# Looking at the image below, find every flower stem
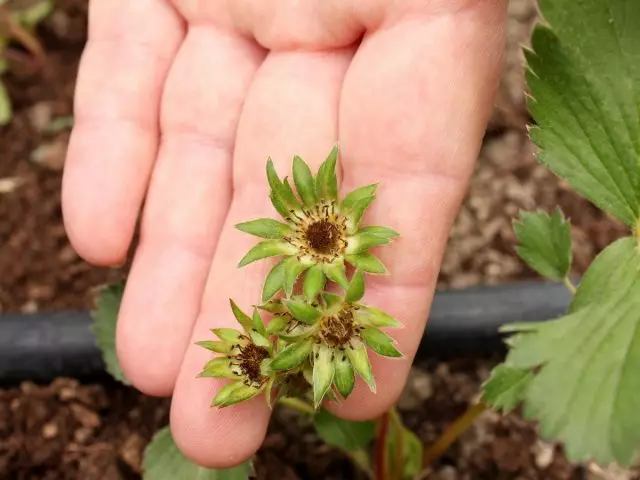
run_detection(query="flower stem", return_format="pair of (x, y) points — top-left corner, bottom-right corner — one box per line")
(278, 397), (316, 415)
(562, 276), (577, 295)
(421, 401), (487, 467)
(374, 410), (391, 480)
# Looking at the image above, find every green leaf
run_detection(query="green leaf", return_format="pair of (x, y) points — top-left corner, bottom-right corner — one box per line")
(237, 240), (296, 267)
(271, 339), (313, 371)
(323, 261), (349, 290)
(312, 345), (335, 408)
(142, 426), (253, 480)
(345, 253), (387, 274)
(357, 226), (399, 239)
(283, 256), (309, 297)
(292, 155), (318, 207)
(345, 232), (391, 255)
(525, 0), (640, 227)
(481, 365), (534, 412)
(341, 184), (378, 212)
(345, 270), (365, 303)
(333, 353), (355, 398)
(262, 259), (286, 302)
(500, 237), (640, 466)
(284, 298), (321, 325)
(229, 299), (253, 332)
(92, 282), (129, 385)
(235, 218), (291, 239)
(361, 326), (402, 358)
(513, 209), (572, 281)
(303, 265), (326, 301)
(313, 409), (376, 451)
(315, 145), (339, 201)
(0, 81), (11, 126)
(12, 0), (53, 29)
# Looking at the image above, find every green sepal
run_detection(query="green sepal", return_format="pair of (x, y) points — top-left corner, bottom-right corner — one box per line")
(345, 232), (391, 255)
(259, 299), (287, 314)
(315, 145), (339, 201)
(266, 314), (290, 335)
(213, 381), (261, 407)
(198, 357), (236, 379)
(284, 256), (310, 297)
(264, 377), (276, 410)
(250, 330), (271, 352)
(252, 308), (267, 336)
(322, 292), (343, 310)
(266, 159), (301, 213)
(284, 298), (321, 325)
(195, 340), (230, 355)
(0, 81), (11, 126)
(262, 259), (286, 302)
(345, 252), (387, 274)
(361, 326), (402, 358)
(313, 345), (335, 408)
(271, 339), (314, 371)
(344, 196), (376, 234)
(238, 240), (296, 267)
(235, 218), (292, 239)
(347, 342), (375, 392)
(323, 261), (349, 290)
(341, 184), (378, 211)
(358, 225), (399, 239)
(270, 191), (290, 218)
(229, 299), (253, 332)
(212, 328), (242, 345)
(281, 177), (301, 210)
(293, 155), (318, 207)
(333, 353), (355, 398)
(304, 265), (326, 301)
(357, 306), (402, 328)
(345, 270), (365, 303)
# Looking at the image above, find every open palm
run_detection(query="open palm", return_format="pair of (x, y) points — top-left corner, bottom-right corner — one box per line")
(62, 0), (506, 468)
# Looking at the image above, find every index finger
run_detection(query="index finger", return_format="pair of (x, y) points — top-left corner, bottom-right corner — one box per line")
(330, 0), (507, 420)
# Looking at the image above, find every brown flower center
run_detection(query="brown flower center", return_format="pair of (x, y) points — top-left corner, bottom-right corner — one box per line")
(285, 201), (347, 263)
(305, 219), (341, 255)
(320, 308), (357, 348)
(236, 343), (270, 385)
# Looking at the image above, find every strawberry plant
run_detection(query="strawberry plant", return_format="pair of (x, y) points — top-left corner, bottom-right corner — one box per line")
(0, 0), (52, 125)
(89, 0), (640, 477)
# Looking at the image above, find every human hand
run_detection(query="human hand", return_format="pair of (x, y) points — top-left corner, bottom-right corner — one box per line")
(62, 0), (507, 468)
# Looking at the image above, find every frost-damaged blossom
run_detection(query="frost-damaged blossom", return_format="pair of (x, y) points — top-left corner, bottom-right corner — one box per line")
(235, 146), (399, 302)
(196, 300), (276, 408)
(265, 271), (403, 408)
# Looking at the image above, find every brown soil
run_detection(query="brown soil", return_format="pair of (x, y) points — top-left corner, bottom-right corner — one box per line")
(0, 0), (635, 479)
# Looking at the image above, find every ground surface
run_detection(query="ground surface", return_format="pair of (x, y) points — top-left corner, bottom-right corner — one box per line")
(0, 0), (635, 479)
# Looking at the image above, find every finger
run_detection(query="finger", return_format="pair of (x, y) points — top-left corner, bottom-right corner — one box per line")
(328, 1), (507, 420)
(61, 0), (184, 265)
(170, 48), (354, 468)
(115, 28), (265, 396)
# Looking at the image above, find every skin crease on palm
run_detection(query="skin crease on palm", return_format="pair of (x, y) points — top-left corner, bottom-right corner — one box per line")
(61, 0), (507, 469)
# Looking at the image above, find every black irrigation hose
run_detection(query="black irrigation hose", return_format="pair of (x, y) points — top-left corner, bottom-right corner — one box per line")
(0, 281), (573, 385)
